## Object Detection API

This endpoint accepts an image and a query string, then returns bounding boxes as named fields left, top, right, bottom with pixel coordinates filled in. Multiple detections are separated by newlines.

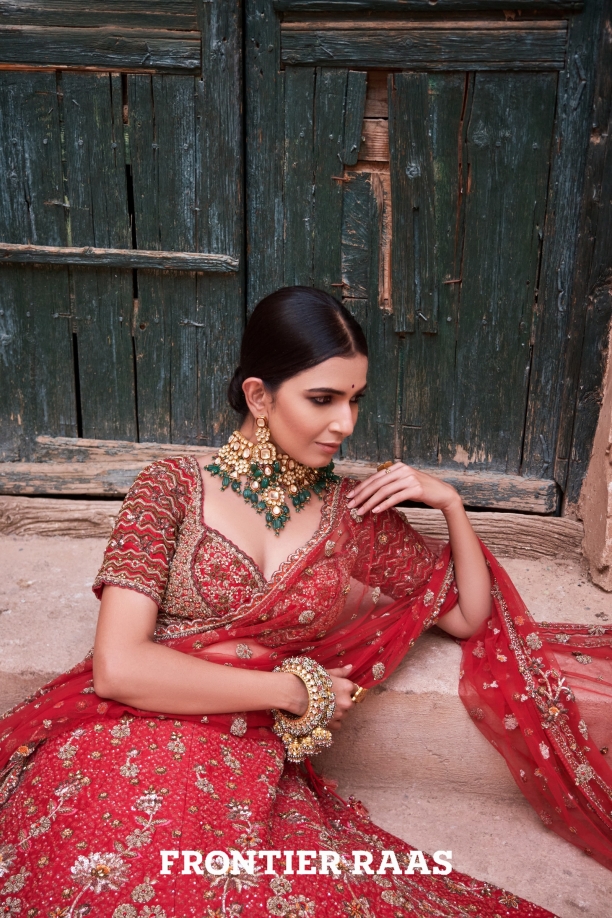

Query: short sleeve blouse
left=92, top=457, right=194, bottom=607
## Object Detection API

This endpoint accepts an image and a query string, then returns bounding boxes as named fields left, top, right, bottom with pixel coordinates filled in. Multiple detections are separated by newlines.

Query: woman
left=0, top=287, right=610, bottom=918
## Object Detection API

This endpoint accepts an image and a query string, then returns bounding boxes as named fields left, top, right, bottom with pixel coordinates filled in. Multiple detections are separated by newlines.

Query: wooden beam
left=399, top=508, right=583, bottom=560
left=0, top=26, right=201, bottom=73
left=0, top=436, right=559, bottom=512
left=281, top=21, right=568, bottom=70
left=0, top=495, right=583, bottom=560
left=0, top=243, right=239, bottom=273
left=0, top=495, right=123, bottom=538
left=339, top=459, right=559, bottom=513
left=281, top=17, right=572, bottom=28
left=0, top=1, right=198, bottom=30
left=275, top=0, right=582, bottom=10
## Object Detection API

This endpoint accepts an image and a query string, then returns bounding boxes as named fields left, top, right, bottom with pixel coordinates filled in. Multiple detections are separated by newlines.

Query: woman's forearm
left=442, top=496, right=492, bottom=630
left=93, top=640, right=303, bottom=715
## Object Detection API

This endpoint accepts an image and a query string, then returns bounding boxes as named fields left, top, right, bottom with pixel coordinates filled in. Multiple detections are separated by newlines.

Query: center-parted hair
left=228, top=286, right=368, bottom=415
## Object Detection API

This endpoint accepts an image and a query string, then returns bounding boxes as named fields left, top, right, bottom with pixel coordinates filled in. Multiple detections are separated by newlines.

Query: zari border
left=422, top=558, right=455, bottom=631
left=92, top=574, right=164, bottom=609
left=492, top=579, right=612, bottom=829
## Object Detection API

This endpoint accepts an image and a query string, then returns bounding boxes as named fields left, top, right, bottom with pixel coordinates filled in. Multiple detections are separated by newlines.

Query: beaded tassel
left=205, top=417, right=339, bottom=535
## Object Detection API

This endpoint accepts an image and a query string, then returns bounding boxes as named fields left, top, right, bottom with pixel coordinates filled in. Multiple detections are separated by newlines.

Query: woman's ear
left=241, top=377, right=270, bottom=417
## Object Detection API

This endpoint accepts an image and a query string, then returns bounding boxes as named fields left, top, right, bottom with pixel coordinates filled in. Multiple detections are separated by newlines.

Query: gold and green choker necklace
left=205, top=417, right=339, bottom=534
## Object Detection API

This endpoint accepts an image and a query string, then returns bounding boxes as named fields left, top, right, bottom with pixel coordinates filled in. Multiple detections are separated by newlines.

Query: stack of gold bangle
left=271, top=656, right=336, bottom=763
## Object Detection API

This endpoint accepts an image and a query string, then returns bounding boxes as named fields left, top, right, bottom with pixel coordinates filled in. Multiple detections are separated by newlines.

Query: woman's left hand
left=346, top=462, right=461, bottom=516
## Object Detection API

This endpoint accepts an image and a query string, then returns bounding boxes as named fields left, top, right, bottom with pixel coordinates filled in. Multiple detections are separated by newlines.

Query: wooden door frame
left=552, top=0, right=612, bottom=514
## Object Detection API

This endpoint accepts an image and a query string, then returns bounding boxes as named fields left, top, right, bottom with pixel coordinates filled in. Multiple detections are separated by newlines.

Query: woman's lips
left=316, top=441, right=341, bottom=454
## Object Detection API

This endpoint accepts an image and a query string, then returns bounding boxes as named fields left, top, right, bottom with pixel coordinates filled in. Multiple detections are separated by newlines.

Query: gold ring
left=351, top=686, right=368, bottom=704
left=377, top=461, right=394, bottom=474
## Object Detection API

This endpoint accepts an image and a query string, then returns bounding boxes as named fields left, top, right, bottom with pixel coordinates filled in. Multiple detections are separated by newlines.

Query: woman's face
left=241, top=354, right=368, bottom=467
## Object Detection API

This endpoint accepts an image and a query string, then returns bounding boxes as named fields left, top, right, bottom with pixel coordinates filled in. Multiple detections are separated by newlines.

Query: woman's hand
left=289, top=663, right=357, bottom=731
left=346, top=462, right=461, bottom=515
left=347, top=463, right=493, bottom=640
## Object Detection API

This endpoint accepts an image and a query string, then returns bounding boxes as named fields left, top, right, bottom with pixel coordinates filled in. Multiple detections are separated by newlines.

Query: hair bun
left=227, top=366, right=247, bottom=414
left=226, top=286, right=367, bottom=418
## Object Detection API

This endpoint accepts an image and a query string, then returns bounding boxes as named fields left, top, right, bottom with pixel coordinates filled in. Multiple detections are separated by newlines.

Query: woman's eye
left=310, top=393, right=366, bottom=406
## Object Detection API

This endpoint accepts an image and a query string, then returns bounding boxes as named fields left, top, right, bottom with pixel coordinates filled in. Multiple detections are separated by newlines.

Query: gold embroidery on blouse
left=95, top=464, right=448, bottom=654
left=154, top=459, right=346, bottom=639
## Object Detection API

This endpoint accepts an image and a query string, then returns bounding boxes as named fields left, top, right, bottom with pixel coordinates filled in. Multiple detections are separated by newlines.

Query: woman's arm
left=346, top=465, right=491, bottom=639
left=92, top=585, right=355, bottom=726
left=431, top=494, right=492, bottom=638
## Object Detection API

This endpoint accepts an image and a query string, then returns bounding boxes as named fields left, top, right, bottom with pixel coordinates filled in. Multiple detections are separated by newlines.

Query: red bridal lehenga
left=0, top=457, right=611, bottom=918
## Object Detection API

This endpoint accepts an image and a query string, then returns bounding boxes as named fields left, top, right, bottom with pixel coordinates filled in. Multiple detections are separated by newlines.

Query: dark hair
left=228, top=286, right=368, bottom=415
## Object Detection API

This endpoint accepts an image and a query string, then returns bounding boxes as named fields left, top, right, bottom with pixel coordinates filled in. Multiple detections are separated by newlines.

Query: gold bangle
left=271, top=656, right=335, bottom=763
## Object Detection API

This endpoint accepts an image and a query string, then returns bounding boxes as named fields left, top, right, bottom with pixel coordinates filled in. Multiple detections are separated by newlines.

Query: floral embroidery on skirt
left=0, top=716, right=557, bottom=917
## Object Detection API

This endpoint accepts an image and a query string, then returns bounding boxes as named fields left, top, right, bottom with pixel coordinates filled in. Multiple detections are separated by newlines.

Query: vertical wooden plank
left=131, top=0, right=244, bottom=446
left=343, top=70, right=367, bottom=166
left=341, top=170, right=397, bottom=461
left=129, top=73, right=198, bottom=443
left=562, top=3, right=612, bottom=508
left=0, top=72, right=76, bottom=457
left=388, top=73, right=415, bottom=333
left=126, top=74, right=170, bottom=443
left=283, top=66, right=316, bottom=287
left=398, top=73, right=467, bottom=465
left=61, top=71, right=136, bottom=441
left=448, top=72, right=557, bottom=474
left=0, top=75, right=65, bottom=246
left=245, top=0, right=284, bottom=313
left=521, top=0, right=606, bottom=480
left=155, top=74, right=197, bottom=445
left=0, top=264, right=75, bottom=458
left=341, top=172, right=379, bottom=301
left=566, top=283, right=612, bottom=505
left=312, top=67, right=348, bottom=297
left=388, top=72, right=438, bottom=336
left=193, top=0, right=244, bottom=444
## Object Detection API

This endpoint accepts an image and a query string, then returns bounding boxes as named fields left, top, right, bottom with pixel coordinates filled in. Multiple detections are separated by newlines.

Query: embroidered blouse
left=92, top=457, right=444, bottom=645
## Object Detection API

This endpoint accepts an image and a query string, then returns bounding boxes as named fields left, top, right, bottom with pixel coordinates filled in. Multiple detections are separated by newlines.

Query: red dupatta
left=459, top=551, right=612, bottom=871
left=0, top=463, right=611, bottom=873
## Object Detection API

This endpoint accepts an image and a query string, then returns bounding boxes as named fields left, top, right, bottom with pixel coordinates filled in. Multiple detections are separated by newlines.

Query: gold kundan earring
left=205, top=417, right=338, bottom=534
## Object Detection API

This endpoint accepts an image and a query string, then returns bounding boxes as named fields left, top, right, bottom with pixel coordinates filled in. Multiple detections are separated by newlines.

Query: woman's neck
left=238, top=414, right=258, bottom=442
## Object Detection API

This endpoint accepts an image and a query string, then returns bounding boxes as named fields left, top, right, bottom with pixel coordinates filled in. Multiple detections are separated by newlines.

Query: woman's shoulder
left=134, top=453, right=201, bottom=478
left=124, top=455, right=201, bottom=511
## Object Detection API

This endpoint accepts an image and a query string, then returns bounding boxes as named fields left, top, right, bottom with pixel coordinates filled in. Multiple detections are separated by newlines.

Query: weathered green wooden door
left=245, top=0, right=609, bottom=513
left=0, top=1, right=244, bottom=455
left=0, top=0, right=610, bottom=516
